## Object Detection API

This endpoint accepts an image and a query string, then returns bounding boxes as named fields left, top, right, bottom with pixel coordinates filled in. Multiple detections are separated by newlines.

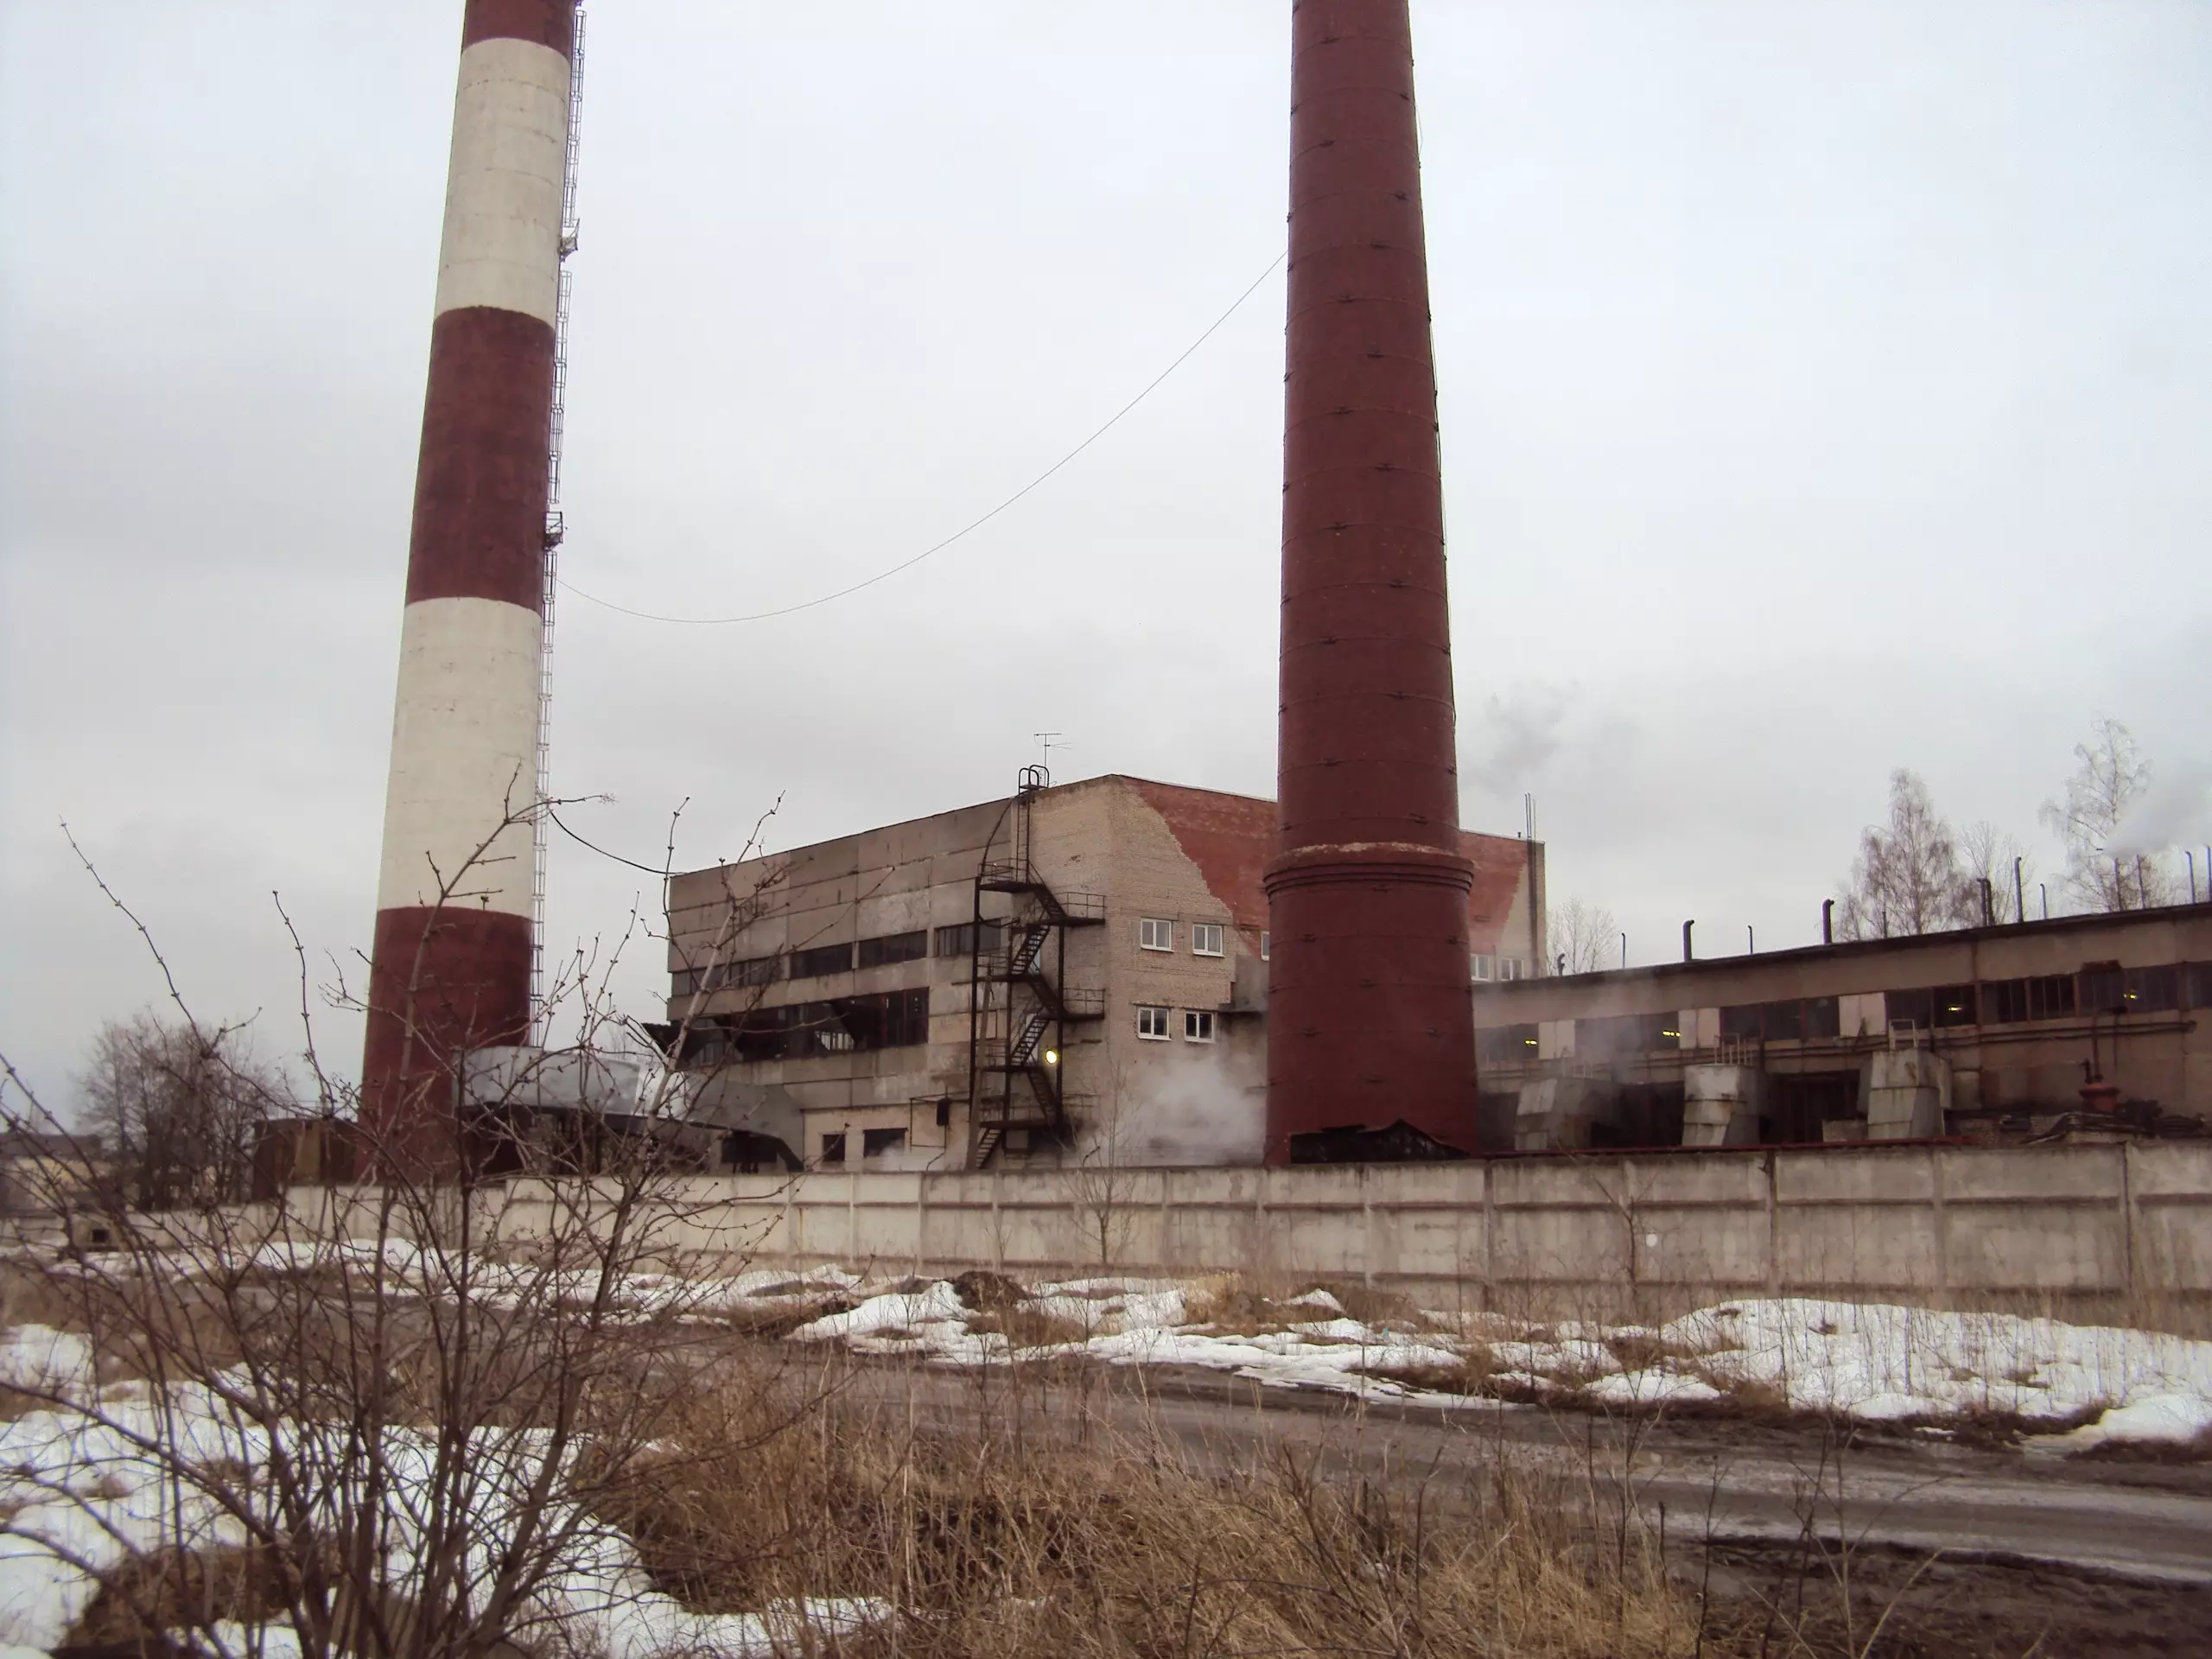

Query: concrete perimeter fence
left=466, top=1141, right=2212, bottom=1325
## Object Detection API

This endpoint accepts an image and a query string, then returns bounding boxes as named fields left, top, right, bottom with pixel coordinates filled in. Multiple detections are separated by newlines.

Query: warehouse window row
left=1137, top=918, right=1230, bottom=957
left=680, top=988, right=931, bottom=1065
left=1135, top=1005, right=1216, bottom=1042
left=1473, top=960, right=2212, bottom=1064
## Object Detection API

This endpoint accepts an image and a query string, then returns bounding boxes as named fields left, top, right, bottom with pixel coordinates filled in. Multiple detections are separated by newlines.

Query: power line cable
left=546, top=806, right=675, bottom=878
left=557, top=250, right=1286, bottom=626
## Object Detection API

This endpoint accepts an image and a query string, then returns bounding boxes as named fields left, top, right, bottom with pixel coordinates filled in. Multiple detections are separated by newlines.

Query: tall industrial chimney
left=1263, top=0, right=1477, bottom=1161
left=361, top=0, right=576, bottom=1166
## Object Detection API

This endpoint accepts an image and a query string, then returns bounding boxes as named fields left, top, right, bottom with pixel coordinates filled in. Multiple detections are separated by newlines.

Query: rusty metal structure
left=964, top=768, right=1107, bottom=1167
left=1262, top=0, right=1478, bottom=1161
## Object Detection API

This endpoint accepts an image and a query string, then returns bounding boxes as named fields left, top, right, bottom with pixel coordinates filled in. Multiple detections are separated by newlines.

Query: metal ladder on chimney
left=531, top=7, right=586, bottom=1039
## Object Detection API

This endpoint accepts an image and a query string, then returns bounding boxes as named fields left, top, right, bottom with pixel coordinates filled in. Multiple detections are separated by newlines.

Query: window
left=1762, top=999, right=1805, bottom=1042
left=1932, top=984, right=1977, bottom=1028
left=2190, top=963, right=2212, bottom=1013
left=1260, top=931, right=1270, bottom=961
left=862, top=1127, right=906, bottom=1158
left=1805, top=996, right=1840, bottom=1039
left=1470, top=954, right=1493, bottom=982
left=857, top=930, right=927, bottom=969
left=2122, top=965, right=2180, bottom=1014
left=671, top=953, right=780, bottom=996
left=1184, top=1009, right=1216, bottom=1042
left=1719, top=1003, right=1764, bottom=1042
left=1497, top=957, right=1526, bottom=982
left=1192, top=923, right=1225, bottom=957
left=791, top=942, right=855, bottom=980
left=1136, top=1004, right=1172, bottom=1040
left=1885, top=988, right=1934, bottom=1032
left=1573, top=1011, right=1682, bottom=1061
left=1476, top=1024, right=1539, bottom=1066
left=709, top=988, right=929, bottom=1062
left=2080, top=963, right=2128, bottom=1014
left=933, top=921, right=1003, bottom=958
left=2030, top=975, right=2076, bottom=1020
left=819, top=1133, right=846, bottom=1166
left=1982, top=978, right=2031, bottom=1025
left=1573, top=1014, right=1628, bottom=1060
left=934, top=1098, right=951, bottom=1128
left=1139, top=918, right=1173, bottom=952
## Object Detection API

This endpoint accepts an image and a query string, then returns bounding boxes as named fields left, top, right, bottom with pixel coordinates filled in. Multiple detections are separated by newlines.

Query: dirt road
left=835, top=1356, right=2212, bottom=1585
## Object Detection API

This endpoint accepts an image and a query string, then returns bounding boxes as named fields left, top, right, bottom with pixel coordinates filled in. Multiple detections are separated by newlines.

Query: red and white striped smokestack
left=362, top=0, right=575, bottom=1166
left=1263, top=0, right=1478, bottom=1161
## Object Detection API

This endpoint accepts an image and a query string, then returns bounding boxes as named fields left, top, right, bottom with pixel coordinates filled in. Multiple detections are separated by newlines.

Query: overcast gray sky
left=3, top=0, right=2208, bottom=1109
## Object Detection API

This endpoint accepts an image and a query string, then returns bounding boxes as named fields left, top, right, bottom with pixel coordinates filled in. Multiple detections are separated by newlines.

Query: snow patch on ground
left=0, top=1326, right=891, bottom=1658
left=750, top=1274, right=2212, bottom=1440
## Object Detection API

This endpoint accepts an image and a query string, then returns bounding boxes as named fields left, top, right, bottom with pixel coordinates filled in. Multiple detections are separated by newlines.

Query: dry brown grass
left=1180, top=1272, right=1335, bottom=1337
left=964, top=1305, right=1088, bottom=1350
left=594, top=1361, right=1710, bottom=1658
left=710, top=1295, right=855, bottom=1342
left=1294, top=1278, right=1443, bottom=1333
left=64, top=1545, right=293, bottom=1648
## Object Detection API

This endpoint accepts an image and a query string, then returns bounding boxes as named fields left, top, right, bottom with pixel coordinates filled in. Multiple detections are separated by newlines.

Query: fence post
left=2120, top=1141, right=2138, bottom=1312
left=1480, top=1157, right=1497, bottom=1315
left=913, top=1173, right=927, bottom=1279
left=1361, top=1165, right=1376, bottom=1289
left=1764, top=1150, right=1781, bottom=1298
left=1929, top=1147, right=1949, bottom=1299
left=990, top=1165, right=1004, bottom=1274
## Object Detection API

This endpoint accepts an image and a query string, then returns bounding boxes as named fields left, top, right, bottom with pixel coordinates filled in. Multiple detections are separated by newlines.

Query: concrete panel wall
left=456, top=1142, right=2212, bottom=1322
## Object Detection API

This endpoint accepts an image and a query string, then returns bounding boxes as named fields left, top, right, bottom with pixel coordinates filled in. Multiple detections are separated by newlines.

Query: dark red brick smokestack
left=1263, top=0, right=1476, bottom=1162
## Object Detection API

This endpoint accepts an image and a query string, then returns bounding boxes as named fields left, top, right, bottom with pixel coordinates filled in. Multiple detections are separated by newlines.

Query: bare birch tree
left=1959, top=819, right=2034, bottom=925
left=1547, top=897, right=1619, bottom=976
left=2041, top=717, right=2174, bottom=912
left=1833, top=769, right=1974, bottom=939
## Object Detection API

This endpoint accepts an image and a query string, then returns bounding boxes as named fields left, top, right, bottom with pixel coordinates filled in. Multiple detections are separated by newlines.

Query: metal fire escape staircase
left=965, top=766, right=1105, bottom=1169
left=531, top=9, right=586, bottom=1038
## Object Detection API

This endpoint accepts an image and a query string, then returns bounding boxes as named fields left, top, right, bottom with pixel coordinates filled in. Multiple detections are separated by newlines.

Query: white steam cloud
left=2108, top=755, right=2212, bottom=860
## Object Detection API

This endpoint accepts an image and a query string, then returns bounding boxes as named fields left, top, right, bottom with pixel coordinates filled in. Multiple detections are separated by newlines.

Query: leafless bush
left=0, top=814, right=803, bottom=1659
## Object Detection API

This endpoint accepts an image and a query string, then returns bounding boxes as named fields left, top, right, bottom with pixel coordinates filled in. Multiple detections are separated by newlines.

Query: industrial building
left=662, top=772, right=1544, bottom=1172
left=664, top=824, right=2209, bottom=1168
left=1481, top=905, right=2212, bottom=1151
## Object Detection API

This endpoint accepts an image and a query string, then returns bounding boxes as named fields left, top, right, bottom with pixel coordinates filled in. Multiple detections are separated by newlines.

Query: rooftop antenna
left=1033, top=731, right=1065, bottom=788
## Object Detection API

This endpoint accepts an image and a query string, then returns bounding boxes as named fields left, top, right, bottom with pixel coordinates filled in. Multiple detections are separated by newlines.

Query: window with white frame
left=1136, top=1004, right=1172, bottom=1040
left=1260, top=931, right=1270, bottom=961
left=1471, top=953, right=1493, bottom=982
left=1183, top=1009, right=1216, bottom=1043
left=1497, top=956, right=1525, bottom=982
left=1191, top=922, right=1224, bottom=957
left=1138, top=917, right=1173, bottom=952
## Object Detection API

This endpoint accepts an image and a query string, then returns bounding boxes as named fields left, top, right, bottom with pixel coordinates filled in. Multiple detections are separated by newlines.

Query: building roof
left=1479, top=900, right=2212, bottom=1006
